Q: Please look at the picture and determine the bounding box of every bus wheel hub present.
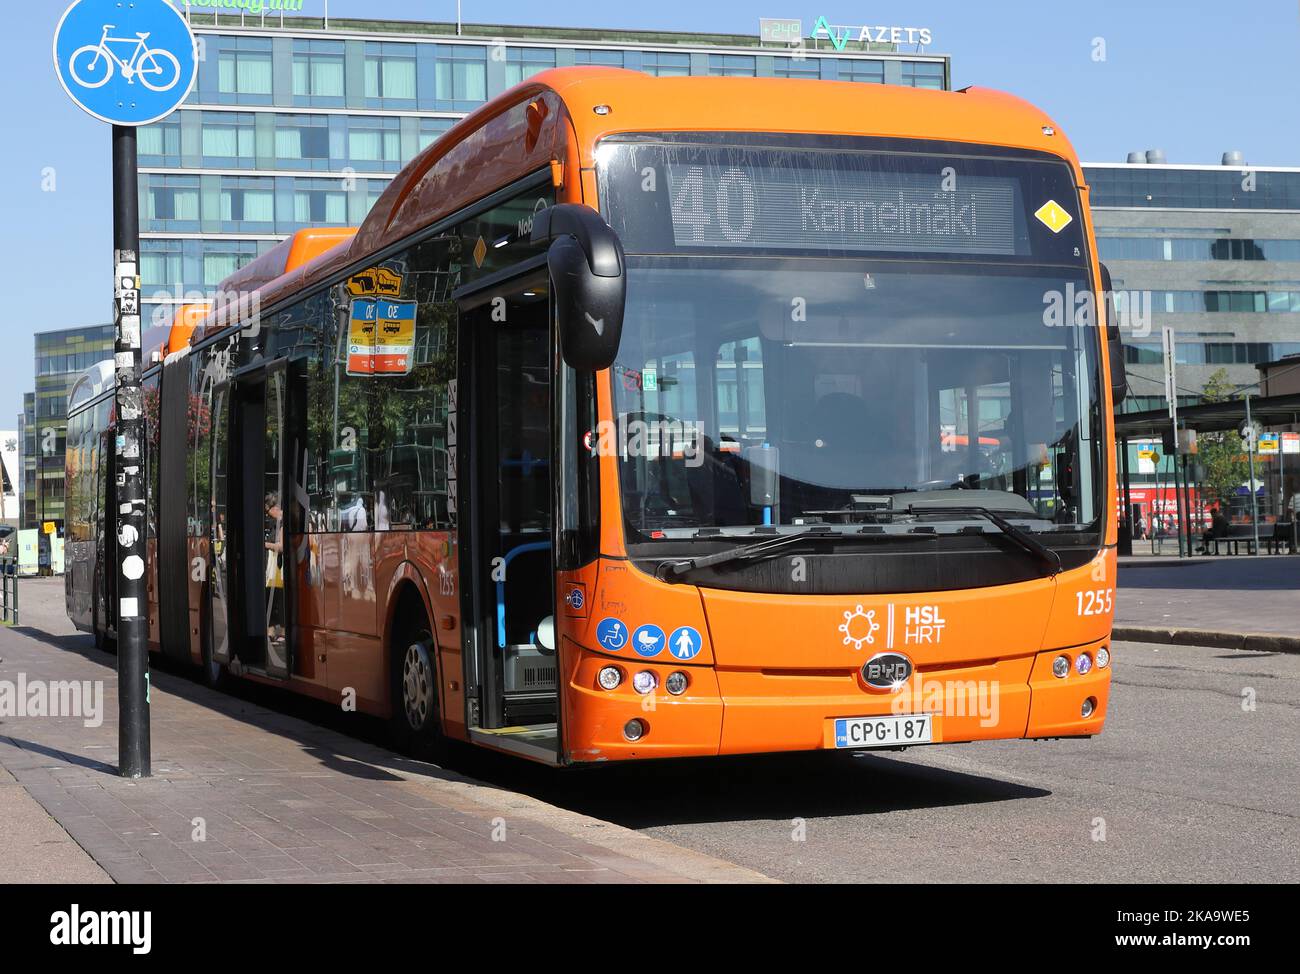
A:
[403,641,433,728]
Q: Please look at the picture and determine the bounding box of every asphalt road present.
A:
[463,640,1300,884]
[9,577,1298,883]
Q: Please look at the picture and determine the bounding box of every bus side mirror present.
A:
[1100,263,1127,406]
[531,204,626,373]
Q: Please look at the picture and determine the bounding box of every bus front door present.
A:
[460,277,558,738]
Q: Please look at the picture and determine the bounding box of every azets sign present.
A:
[811,16,933,51]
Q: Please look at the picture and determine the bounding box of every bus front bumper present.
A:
[564,639,1112,762]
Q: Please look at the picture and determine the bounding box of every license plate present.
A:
[833,714,933,749]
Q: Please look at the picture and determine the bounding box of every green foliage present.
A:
[1196,368,1249,509]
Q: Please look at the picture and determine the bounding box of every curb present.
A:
[1113,625,1300,654]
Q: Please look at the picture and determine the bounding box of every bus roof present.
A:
[195,226,357,343]
[199,70,1084,340]
[351,69,1081,261]
[217,226,359,296]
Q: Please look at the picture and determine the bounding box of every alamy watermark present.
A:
[0,674,104,728]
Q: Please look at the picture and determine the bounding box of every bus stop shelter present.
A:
[1113,392,1300,555]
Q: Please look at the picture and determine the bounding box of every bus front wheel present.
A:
[390,618,444,759]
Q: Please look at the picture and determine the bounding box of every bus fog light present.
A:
[1052,655,1070,679]
[623,719,646,742]
[632,671,658,695]
[665,671,688,695]
[1075,652,1093,676]
[597,666,622,691]
[1082,697,1097,718]
[1096,646,1110,668]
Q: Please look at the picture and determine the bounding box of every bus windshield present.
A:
[598,135,1104,545]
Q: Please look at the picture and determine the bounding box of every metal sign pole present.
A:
[113,125,151,778]
[1244,393,1260,556]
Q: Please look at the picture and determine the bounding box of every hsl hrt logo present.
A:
[903,606,946,644]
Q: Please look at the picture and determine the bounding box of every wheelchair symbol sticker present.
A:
[668,626,702,660]
[595,617,627,651]
[632,624,666,658]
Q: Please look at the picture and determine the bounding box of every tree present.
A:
[1196,368,1249,510]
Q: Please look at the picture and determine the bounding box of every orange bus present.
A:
[67,69,1124,764]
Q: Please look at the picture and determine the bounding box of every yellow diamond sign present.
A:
[1034,199,1073,234]
[472,235,487,268]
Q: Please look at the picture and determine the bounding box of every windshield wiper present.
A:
[904,504,1062,576]
[655,528,935,583]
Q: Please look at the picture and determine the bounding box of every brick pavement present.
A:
[0,578,771,884]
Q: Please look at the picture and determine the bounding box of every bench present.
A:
[1209,523,1276,556]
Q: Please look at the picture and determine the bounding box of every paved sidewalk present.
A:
[0,579,771,884]
[1117,555,1300,652]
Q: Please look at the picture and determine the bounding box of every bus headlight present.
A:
[632,671,658,695]
[623,719,647,742]
[1052,655,1070,679]
[1082,697,1097,718]
[1096,646,1110,668]
[1075,652,1093,676]
[597,666,622,690]
[665,671,688,695]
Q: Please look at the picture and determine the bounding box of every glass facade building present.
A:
[1084,162,1300,413]
[138,14,950,328]
[18,325,115,529]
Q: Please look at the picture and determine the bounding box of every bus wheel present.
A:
[391,622,443,759]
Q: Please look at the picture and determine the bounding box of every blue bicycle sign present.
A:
[53,0,197,126]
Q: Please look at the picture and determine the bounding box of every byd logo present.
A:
[861,652,913,690]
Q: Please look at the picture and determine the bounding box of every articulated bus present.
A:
[67,69,1124,765]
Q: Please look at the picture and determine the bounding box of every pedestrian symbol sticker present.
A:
[632,624,666,658]
[668,626,702,660]
[596,617,628,651]
[1033,199,1073,234]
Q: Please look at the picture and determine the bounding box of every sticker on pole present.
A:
[53,0,197,126]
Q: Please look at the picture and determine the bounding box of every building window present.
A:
[274,115,330,169]
[504,47,557,86]
[574,49,625,67]
[641,51,690,77]
[364,43,417,104]
[708,55,756,77]
[839,58,885,83]
[140,241,183,296]
[434,45,487,111]
[902,61,944,89]
[219,183,275,229]
[203,250,254,288]
[294,188,347,225]
[774,58,820,80]
[138,117,181,164]
[218,47,272,97]
[144,177,199,229]
[202,113,255,166]
[348,118,401,165]
[292,40,345,104]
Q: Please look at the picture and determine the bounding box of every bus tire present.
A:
[390,616,444,760]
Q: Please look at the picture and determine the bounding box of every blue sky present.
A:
[3,0,1298,427]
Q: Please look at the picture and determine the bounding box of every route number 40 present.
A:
[1076,588,1114,616]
